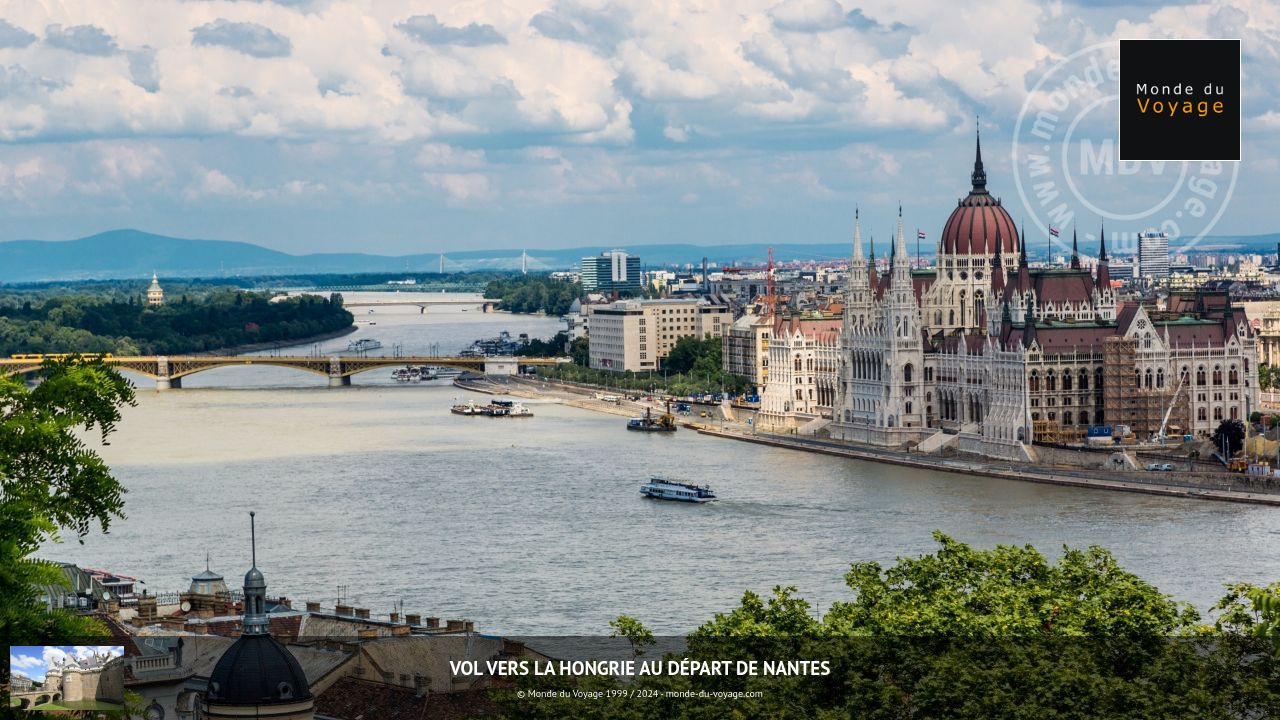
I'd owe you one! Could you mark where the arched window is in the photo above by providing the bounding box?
[1064,411,1073,426]
[1229,366,1238,384]
[949,309,955,325]
[1214,406,1223,421]
[1046,371,1056,392]
[1063,373,1073,391]
[1197,366,1206,385]
[794,357,802,371]
[1030,372,1040,393]
[904,364,914,383]
[1198,407,1207,421]
[1213,366,1223,385]
[1079,370,1089,390]
[1157,368,1165,388]
[1145,368,1153,389]
[935,311,943,325]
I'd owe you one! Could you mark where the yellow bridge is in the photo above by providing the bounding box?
[0,355,564,389]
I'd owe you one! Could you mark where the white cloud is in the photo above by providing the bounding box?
[422,171,493,204]
[9,653,42,669]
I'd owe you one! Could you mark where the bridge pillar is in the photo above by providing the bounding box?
[328,356,350,387]
[154,357,180,390]
[484,358,518,376]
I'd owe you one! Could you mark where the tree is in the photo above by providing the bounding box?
[498,534,1280,720]
[0,357,136,642]
[569,336,590,367]
[609,615,655,658]
[1212,418,1246,457]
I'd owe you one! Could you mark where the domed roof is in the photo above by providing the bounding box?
[207,634,312,706]
[940,128,1019,257]
[244,566,265,586]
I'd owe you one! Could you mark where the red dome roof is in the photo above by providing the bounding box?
[940,128,1020,256]
[941,195,1018,255]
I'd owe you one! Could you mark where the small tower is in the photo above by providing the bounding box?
[205,512,314,720]
[146,273,164,306]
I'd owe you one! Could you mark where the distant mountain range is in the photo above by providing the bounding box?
[2,228,1279,283]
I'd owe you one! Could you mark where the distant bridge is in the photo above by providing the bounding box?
[0,355,562,389]
[340,297,499,313]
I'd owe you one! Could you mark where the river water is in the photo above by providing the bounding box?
[47,294,1280,634]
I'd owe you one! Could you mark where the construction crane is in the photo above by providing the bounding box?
[1154,372,1187,443]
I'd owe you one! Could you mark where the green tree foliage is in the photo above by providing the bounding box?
[1,358,136,642]
[515,332,570,357]
[569,336,590,367]
[1212,419,1246,457]
[536,333,752,396]
[499,533,1279,719]
[0,289,352,356]
[610,615,656,658]
[485,276,582,316]
[1261,363,1274,391]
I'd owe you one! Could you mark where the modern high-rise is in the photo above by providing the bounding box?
[1138,231,1170,278]
[581,250,642,296]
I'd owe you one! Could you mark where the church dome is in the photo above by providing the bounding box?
[940,129,1019,257]
[207,634,312,705]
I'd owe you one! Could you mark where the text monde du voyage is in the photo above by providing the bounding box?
[449,658,833,678]
[1134,82,1228,118]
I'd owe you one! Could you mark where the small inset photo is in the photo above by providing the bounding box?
[8,646,125,715]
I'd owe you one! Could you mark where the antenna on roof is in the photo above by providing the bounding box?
[249,511,257,568]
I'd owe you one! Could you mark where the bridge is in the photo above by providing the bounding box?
[0,355,563,389]
[10,688,62,710]
[340,297,499,313]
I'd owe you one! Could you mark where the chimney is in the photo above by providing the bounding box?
[335,604,353,617]
[464,621,475,632]
[305,601,320,613]
[446,619,465,632]
[355,608,371,619]
[389,612,400,623]
[405,613,421,626]
[425,617,440,629]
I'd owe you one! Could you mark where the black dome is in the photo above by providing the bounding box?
[207,634,312,705]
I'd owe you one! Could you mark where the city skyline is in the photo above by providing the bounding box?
[0,1,1276,255]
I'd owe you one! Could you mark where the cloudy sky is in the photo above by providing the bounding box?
[0,0,1276,255]
[8,645,123,683]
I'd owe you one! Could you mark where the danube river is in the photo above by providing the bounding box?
[52,295,1280,634]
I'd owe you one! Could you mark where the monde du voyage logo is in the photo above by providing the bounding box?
[1120,38,1241,162]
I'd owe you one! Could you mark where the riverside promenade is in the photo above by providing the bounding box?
[693,425,1280,507]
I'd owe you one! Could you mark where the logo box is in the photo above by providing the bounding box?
[1119,39,1240,161]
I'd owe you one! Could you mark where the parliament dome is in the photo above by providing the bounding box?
[940,129,1019,257]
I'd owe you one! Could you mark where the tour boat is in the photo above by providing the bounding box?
[347,338,383,352]
[486,399,533,417]
[640,477,716,503]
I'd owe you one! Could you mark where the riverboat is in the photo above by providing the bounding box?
[451,401,483,415]
[640,477,716,503]
[347,338,383,352]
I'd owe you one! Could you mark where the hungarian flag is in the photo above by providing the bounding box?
[916,230,927,239]
[1049,227,1061,237]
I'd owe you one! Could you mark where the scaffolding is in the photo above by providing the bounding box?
[1102,336,1189,439]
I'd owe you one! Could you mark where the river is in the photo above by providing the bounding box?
[47,293,1280,634]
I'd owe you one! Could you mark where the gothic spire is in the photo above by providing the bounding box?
[991,233,1005,292]
[971,117,987,194]
[1098,220,1108,261]
[852,207,863,262]
[1070,225,1081,269]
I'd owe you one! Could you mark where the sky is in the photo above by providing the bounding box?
[0,0,1277,256]
[8,645,123,683]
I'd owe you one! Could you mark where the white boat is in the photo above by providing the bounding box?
[640,477,716,503]
[347,338,383,352]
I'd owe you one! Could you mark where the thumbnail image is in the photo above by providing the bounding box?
[7,647,124,714]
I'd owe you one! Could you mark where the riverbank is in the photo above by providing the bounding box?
[491,375,1280,507]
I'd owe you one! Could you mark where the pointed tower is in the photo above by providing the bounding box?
[986,234,1006,336]
[1095,220,1116,321]
[971,119,987,195]
[205,512,315,719]
[847,209,872,323]
[1070,225,1081,270]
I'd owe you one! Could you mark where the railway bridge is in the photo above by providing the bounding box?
[0,355,563,389]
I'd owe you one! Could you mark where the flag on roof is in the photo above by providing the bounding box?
[1049,227,1061,237]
